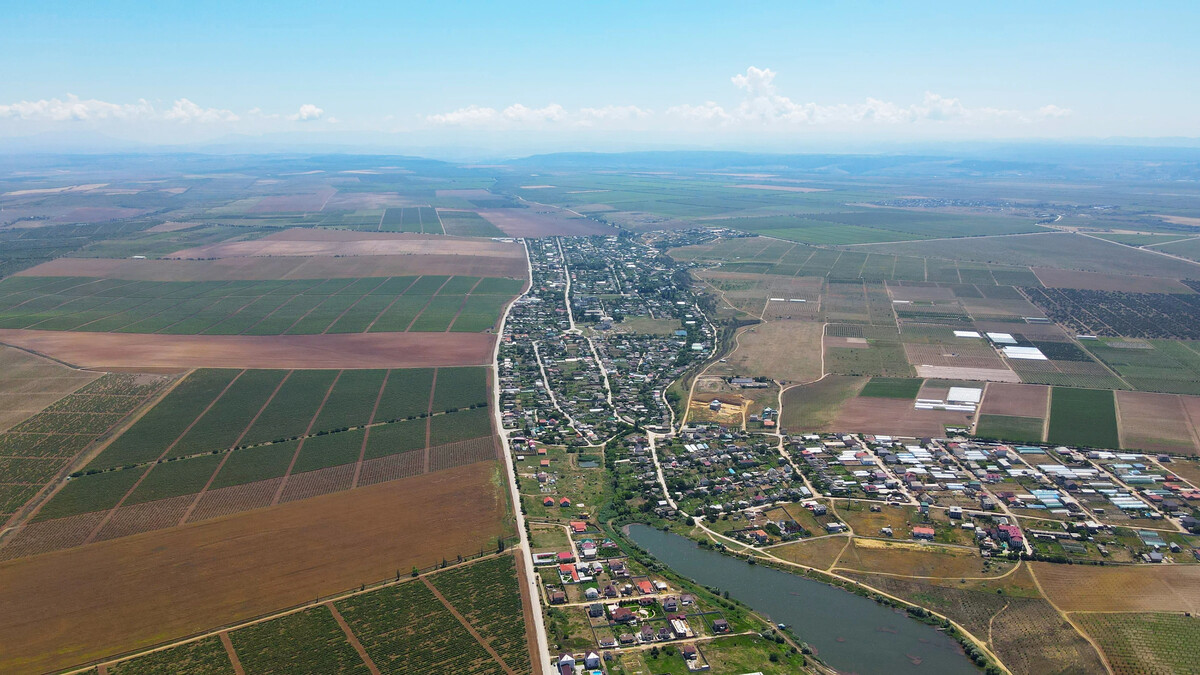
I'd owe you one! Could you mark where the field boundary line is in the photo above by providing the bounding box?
[272,370,343,506]
[83,369,247,545]
[421,576,517,675]
[218,631,245,675]
[179,370,294,525]
[404,275,453,331]
[351,369,391,489]
[321,276,392,335]
[325,601,381,675]
[363,275,421,332]
[445,277,483,332]
[424,368,439,473]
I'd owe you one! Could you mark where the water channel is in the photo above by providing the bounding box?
[626,524,980,675]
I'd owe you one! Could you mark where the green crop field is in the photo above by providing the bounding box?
[859,377,923,398]
[374,369,435,421]
[438,210,506,237]
[124,453,224,505]
[431,367,489,412]
[29,364,489,522]
[31,467,142,520]
[110,635,232,675]
[428,407,492,446]
[240,370,340,446]
[312,370,388,432]
[210,440,299,488]
[334,570,503,675]
[1048,387,1119,448]
[0,273,518,335]
[230,605,370,675]
[292,429,367,474]
[975,414,1044,443]
[427,555,531,673]
[1075,612,1200,675]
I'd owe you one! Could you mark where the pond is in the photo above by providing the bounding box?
[626,524,980,675]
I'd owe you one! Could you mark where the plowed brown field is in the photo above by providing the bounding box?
[0,330,494,369]
[0,460,509,674]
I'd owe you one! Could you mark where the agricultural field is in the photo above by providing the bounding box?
[427,554,532,673]
[0,461,511,674]
[5,365,496,554]
[0,273,516,335]
[379,206,443,234]
[1032,563,1200,613]
[974,414,1045,443]
[228,604,370,675]
[705,320,823,383]
[437,209,507,237]
[858,232,1200,279]
[108,635,233,675]
[0,345,100,432]
[1115,390,1200,455]
[0,372,172,520]
[779,375,867,432]
[1046,387,1120,449]
[1074,612,1200,675]
[1023,286,1200,341]
[1082,338,1200,395]
[823,324,914,378]
[859,376,923,398]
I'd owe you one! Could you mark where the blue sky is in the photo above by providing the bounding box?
[2,1,1197,150]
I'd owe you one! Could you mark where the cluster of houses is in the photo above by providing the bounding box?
[499,236,712,447]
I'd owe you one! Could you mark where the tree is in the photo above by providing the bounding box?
[411,566,420,577]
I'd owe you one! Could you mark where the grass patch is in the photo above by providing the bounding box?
[859,377,923,399]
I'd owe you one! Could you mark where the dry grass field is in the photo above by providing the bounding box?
[0,346,100,432]
[707,320,824,383]
[831,395,973,437]
[834,538,1008,578]
[0,330,496,369]
[0,460,510,674]
[167,229,523,259]
[1116,390,1200,455]
[770,535,850,570]
[1032,563,1200,613]
[779,375,867,431]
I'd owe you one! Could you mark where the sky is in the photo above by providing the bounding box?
[1,1,1198,154]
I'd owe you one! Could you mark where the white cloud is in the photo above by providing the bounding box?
[0,94,154,121]
[1037,104,1073,118]
[289,103,324,121]
[163,98,239,123]
[427,104,499,125]
[502,103,567,123]
[580,105,651,121]
[665,102,732,124]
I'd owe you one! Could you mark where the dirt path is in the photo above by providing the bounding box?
[351,370,390,489]
[421,577,516,675]
[408,276,453,331]
[272,371,342,506]
[987,601,1009,648]
[423,368,439,473]
[218,631,245,675]
[83,370,248,545]
[445,277,484,332]
[1027,563,1113,675]
[325,601,381,675]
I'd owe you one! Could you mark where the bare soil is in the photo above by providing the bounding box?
[0,330,495,369]
[980,382,1050,418]
[0,461,509,674]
